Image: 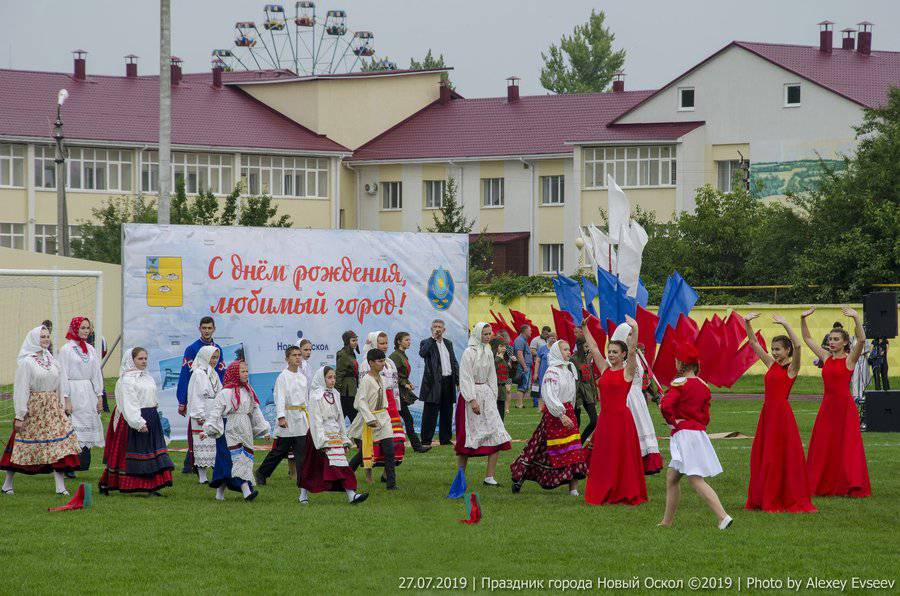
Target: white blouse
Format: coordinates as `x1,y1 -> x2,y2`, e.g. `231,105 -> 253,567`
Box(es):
459,346 -> 498,402
309,387 -> 350,450
541,365 -> 576,418
186,367 -> 222,421
273,368 -> 309,437
359,357 -> 400,398
117,371 -> 159,430
57,341 -> 103,395
13,354 -> 69,420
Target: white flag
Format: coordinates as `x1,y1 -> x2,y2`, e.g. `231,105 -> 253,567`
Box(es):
579,228 -> 597,269
617,221 -> 646,298
588,224 -> 617,273
607,173 -> 631,244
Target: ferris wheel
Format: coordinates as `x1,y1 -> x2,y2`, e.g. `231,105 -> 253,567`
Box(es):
211,2 -> 396,75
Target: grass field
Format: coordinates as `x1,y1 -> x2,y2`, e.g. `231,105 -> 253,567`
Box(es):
1,391 -> 898,595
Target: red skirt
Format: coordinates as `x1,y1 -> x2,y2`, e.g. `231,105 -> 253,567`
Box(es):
373,389 -> 405,466
0,430 -> 80,475
643,453 -> 664,475
746,398 -> 817,512
454,395 -> 511,457
300,439 -> 357,493
99,408 -> 174,494
510,404 -> 587,489
584,408 -> 647,506
807,393 -> 871,498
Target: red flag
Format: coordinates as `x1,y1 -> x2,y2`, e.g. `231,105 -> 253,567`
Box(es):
716,331 -> 767,388
696,314 -> 726,386
551,306 -> 576,349
510,309 -> 539,339
489,310 -> 516,341
635,305 -> 659,368
653,314 -> 699,387
722,311 -> 748,352
582,313 -> 608,358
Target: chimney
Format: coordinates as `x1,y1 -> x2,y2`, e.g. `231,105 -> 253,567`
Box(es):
212,59 -> 224,88
841,28 -> 856,50
856,21 -> 873,55
612,71 -> 625,93
72,49 -> 87,81
125,54 -> 138,78
506,76 -> 520,103
818,21 -> 833,53
170,56 -> 183,85
439,79 -> 451,104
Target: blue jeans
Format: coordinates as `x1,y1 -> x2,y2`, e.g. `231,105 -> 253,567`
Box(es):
517,364 -> 531,393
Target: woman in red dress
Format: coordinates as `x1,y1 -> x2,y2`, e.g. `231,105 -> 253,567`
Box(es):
801,306 -> 871,498
743,313 -> 816,513
581,315 -> 647,506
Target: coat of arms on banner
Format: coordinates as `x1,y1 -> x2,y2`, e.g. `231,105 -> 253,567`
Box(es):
427,267 -> 454,311
146,256 -> 183,307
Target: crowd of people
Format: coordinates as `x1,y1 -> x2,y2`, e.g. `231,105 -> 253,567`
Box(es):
0,308 -> 875,528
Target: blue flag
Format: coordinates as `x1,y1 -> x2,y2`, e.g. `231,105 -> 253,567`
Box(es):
447,467 -> 467,499
636,278 -> 649,308
581,276 -> 599,317
553,275 -> 584,326
597,268 -> 637,328
655,271 -> 698,342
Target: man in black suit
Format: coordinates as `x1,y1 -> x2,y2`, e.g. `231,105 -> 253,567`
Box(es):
419,319 -> 459,446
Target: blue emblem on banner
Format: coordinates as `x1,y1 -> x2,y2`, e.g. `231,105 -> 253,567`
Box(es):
427,267 -> 454,311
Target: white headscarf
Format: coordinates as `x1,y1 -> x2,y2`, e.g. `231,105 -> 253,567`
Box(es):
119,346 -> 142,377
309,366 -> 328,400
547,340 -> 577,377
468,322 -> 492,356
611,322 -> 631,343
363,331 -> 385,354
18,325 -> 51,365
192,345 -> 221,388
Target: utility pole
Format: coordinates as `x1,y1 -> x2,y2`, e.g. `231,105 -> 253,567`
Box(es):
158,0 -> 172,224
53,89 -> 70,256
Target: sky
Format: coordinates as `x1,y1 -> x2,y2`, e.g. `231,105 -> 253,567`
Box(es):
1,0 -> 898,97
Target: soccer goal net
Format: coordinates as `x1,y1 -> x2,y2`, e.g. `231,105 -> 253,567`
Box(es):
0,269 -> 102,385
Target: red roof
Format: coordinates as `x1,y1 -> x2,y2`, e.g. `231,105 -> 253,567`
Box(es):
350,90 -> 704,161
0,69 -> 348,153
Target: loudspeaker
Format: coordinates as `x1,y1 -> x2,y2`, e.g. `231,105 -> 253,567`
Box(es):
862,292 -> 898,339
864,390 -> 900,432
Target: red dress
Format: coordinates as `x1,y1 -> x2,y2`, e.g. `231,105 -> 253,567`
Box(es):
584,368 -> 647,506
806,357 -> 871,497
745,364 -> 817,512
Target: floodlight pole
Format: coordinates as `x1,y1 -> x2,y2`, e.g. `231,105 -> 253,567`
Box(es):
53,99 -> 70,256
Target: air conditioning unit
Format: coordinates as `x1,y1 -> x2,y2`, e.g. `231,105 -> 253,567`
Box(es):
364,183 -> 378,195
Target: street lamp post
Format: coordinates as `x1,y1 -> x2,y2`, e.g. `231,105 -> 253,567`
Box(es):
53,89 -> 70,257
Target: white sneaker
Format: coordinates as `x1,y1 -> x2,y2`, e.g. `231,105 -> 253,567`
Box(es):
298,497 -> 309,505
569,489 -> 579,496
718,515 -> 733,530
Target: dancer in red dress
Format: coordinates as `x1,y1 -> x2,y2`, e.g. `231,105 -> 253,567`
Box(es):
581,315 -> 648,506
743,313 -> 816,513
801,306 -> 871,498
659,342 -> 733,529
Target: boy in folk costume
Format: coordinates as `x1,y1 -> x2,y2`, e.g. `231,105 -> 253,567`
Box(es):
334,331 -> 360,423
255,346 -> 310,492
359,332 -> 406,470
348,349 -> 398,489
186,346 -> 222,484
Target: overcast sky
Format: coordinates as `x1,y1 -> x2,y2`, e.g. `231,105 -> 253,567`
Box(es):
2,0 -> 897,96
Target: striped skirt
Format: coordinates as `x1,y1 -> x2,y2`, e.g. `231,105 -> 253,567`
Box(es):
510,403 -> 587,489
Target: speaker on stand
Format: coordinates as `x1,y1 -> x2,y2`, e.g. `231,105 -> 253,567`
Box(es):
862,291 -> 898,339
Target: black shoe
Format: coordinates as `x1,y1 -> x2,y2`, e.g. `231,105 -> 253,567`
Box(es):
149,491 -> 163,497
255,472 -> 266,486
245,489 -> 259,501
413,445 -> 431,453
65,472 -> 76,479
350,492 -> 369,504
511,480 -> 522,494
439,442 -> 453,446
386,485 -> 400,491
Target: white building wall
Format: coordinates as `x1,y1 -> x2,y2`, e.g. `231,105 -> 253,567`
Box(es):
675,126 -> 709,213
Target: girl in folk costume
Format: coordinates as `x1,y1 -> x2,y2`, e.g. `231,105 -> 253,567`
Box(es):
186,346 -> 223,484
203,361 -> 270,501
611,323 -> 664,475
301,366 -> 369,504
1,326 -> 80,496
570,327 -> 598,442
58,316 -> 105,471
743,313 -> 816,513
455,322 -> 512,487
489,336 -> 510,421
359,332 -> 406,474
659,342 -> 733,529
99,347 -> 174,495
581,315 -> 648,506
801,307 -> 871,498
510,340 -> 587,495
389,332 -> 430,453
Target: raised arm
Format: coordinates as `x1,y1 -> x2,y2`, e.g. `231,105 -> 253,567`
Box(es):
744,313 -> 774,367
843,306 -> 866,368
623,316 -> 639,382
581,320 -> 609,374
800,307 -> 829,362
773,315 -> 802,378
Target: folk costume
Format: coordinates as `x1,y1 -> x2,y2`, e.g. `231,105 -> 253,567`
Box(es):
660,376 -> 722,478
256,362 -> 310,487
359,333 -> 405,467
185,345 -> 222,479
58,317 -> 105,470
570,338 -> 598,442
176,334 -> 225,473
348,364 -> 396,488
389,347 -> 427,452
334,331 -> 360,423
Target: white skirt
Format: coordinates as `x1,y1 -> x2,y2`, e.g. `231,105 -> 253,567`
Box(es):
191,416 -> 217,468
463,384 -> 511,450
69,378 -> 105,448
668,430 -> 722,478
625,385 -> 661,457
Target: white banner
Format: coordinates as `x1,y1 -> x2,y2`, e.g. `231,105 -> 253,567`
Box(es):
122,224 -> 469,440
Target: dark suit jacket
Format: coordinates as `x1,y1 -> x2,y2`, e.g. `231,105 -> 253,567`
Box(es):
419,336 -> 459,404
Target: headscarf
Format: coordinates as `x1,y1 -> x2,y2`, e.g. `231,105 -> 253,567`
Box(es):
341,330 -> 359,354
119,347 -> 146,377
18,325 -> 50,365
66,316 -> 90,355
468,322 -> 492,357
363,331 -> 385,353
192,345 -> 221,388
611,322 -> 631,343
222,360 -> 258,409
547,340 -> 577,377
309,366 -> 328,401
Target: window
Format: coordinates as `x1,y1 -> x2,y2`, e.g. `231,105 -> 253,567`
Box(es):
34,146 -> 57,189
381,181 -> 402,210
33,224 -> 83,254
481,178 -> 504,207
241,155 -> 326,198
541,244 -> 564,274
583,145 -> 677,188
423,180 -> 446,209
0,223 -> 25,249
678,87 -> 695,111
66,147 -> 132,191
540,175 -> 565,205
716,160 -> 748,192
0,144 -> 25,187
143,151 -> 236,195
784,83 -> 801,107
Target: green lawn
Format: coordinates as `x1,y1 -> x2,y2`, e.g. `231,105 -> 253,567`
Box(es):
1,393 -> 898,595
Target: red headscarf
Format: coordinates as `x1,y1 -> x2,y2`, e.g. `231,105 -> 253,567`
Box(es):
222,360 -> 258,409
66,316 -> 90,355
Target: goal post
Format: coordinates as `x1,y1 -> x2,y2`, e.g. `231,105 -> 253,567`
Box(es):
0,269 -> 102,385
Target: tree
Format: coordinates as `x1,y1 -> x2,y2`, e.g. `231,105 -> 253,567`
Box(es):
422,178 -> 473,233
71,195 -> 157,264
409,49 -> 446,70
540,9 -> 625,94
360,57 -> 397,72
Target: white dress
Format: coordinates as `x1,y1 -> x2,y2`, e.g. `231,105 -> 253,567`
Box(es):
186,367 -> 222,468
625,360 -> 661,458
309,387 -> 351,466
203,388 -> 270,483
273,368 -> 310,438
57,341 -> 105,448
458,346 -> 511,450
